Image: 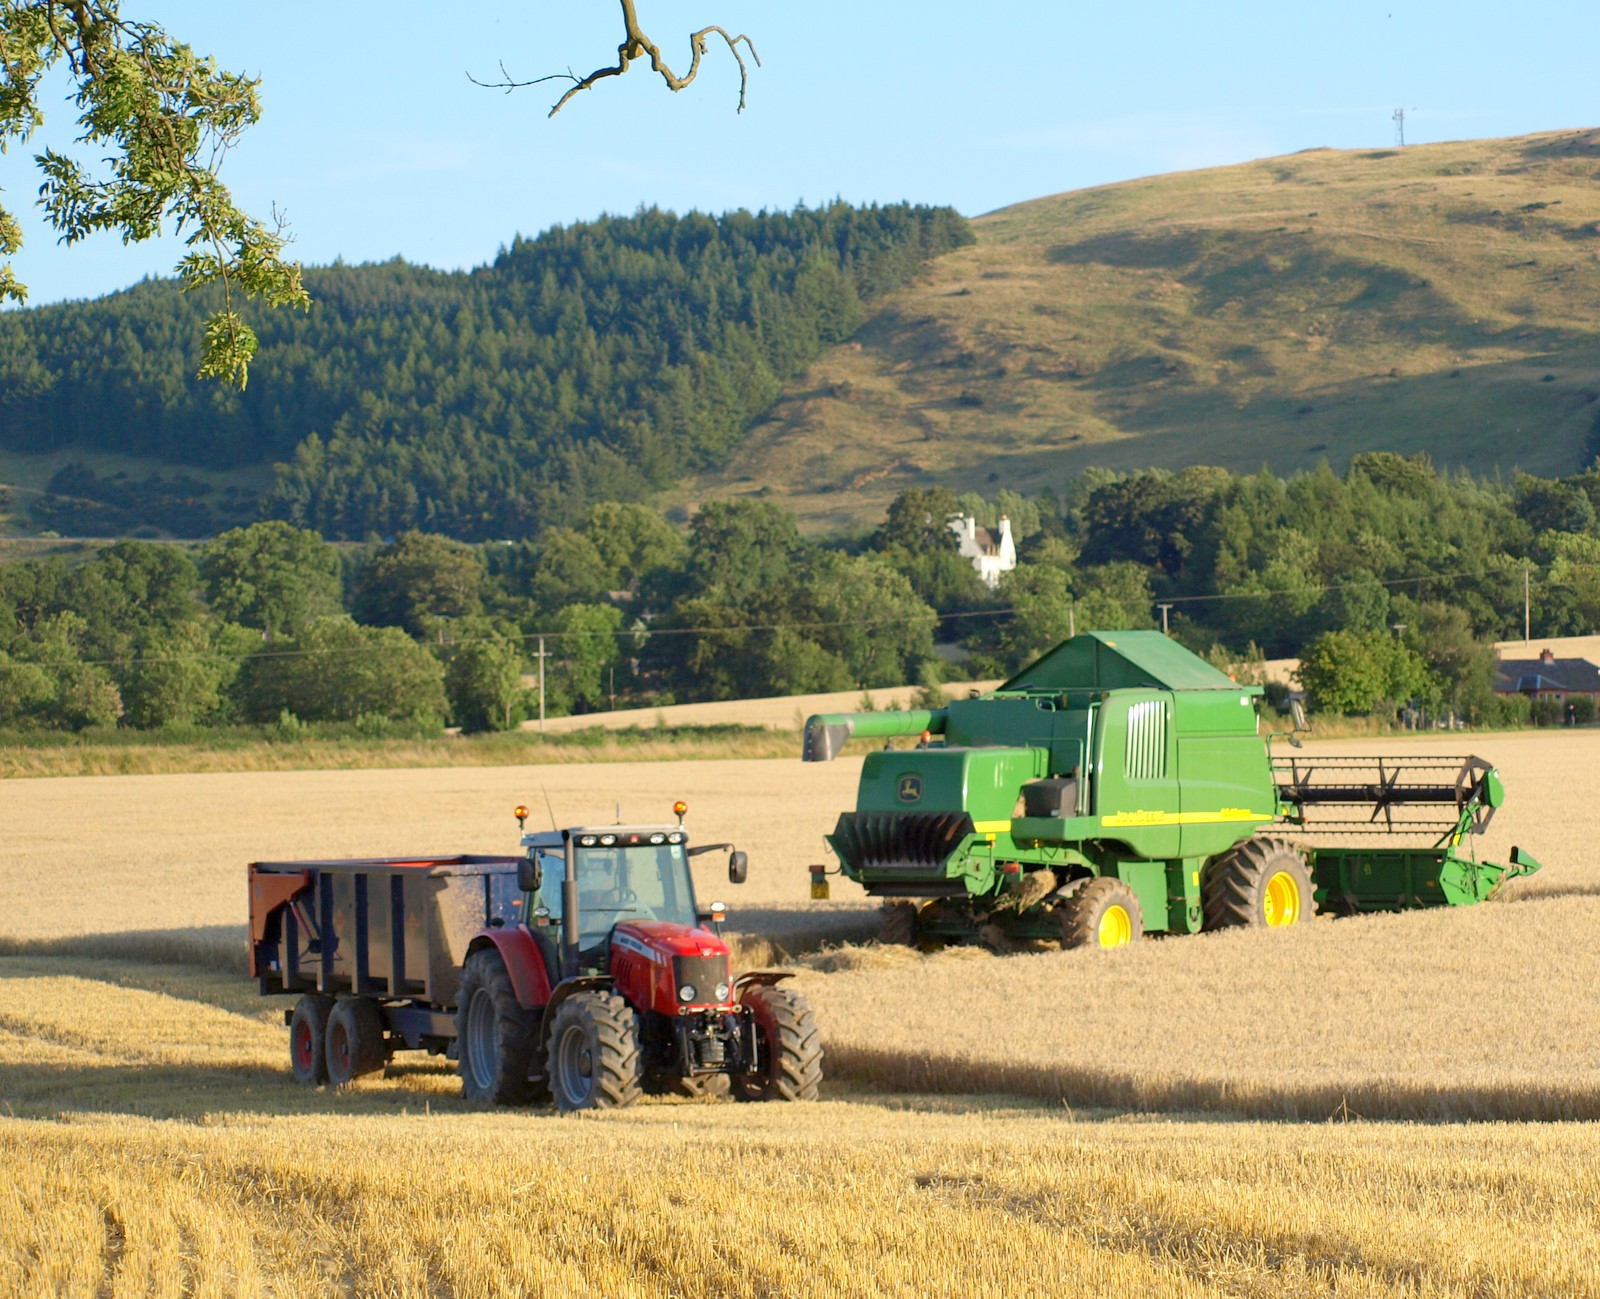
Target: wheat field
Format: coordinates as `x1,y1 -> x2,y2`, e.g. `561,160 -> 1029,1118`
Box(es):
3,731 -> 1600,1293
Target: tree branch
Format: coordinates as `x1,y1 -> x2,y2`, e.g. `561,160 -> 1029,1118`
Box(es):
470,0 -> 760,117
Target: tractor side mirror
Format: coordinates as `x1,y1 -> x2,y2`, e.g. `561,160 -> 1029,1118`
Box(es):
1290,698 -> 1307,731
517,856 -> 542,893
728,850 -> 749,885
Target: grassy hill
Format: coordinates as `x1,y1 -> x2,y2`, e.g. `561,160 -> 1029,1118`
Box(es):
692,129 -> 1600,532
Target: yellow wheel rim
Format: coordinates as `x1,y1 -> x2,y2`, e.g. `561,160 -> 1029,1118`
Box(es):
1263,871 -> 1302,927
1097,904 -> 1133,949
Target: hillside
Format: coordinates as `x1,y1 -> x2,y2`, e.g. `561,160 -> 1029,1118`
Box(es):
695,129 -> 1600,532
0,203 -> 970,540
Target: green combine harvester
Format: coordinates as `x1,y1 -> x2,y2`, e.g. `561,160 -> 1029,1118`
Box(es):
802,631 -> 1540,950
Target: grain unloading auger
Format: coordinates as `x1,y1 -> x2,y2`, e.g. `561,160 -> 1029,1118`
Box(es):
802,631 -> 1541,951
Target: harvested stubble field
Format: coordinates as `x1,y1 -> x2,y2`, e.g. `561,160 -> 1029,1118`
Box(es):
3,731 -> 1599,1294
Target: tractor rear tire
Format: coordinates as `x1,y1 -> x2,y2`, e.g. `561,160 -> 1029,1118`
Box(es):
288,994 -> 334,1085
546,992 -> 643,1113
879,901 -> 917,947
457,948 -> 540,1105
1058,877 -> 1144,950
733,985 -> 823,1103
1203,837 -> 1314,930
325,997 -> 388,1087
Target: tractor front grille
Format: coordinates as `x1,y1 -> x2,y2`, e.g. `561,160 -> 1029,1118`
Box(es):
828,811 -> 974,884
672,954 -> 731,1006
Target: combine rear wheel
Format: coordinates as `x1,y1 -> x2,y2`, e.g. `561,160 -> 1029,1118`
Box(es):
458,948 -> 540,1105
325,997 -> 388,1086
546,992 -> 643,1112
1058,877 -> 1143,950
1203,837 -> 1313,930
733,985 -> 823,1102
288,994 -> 334,1084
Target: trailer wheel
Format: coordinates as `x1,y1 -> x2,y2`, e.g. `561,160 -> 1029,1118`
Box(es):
732,985 -> 822,1103
546,992 -> 643,1113
288,994 -> 334,1085
879,901 -> 917,947
325,998 -> 387,1087
1058,877 -> 1144,950
1203,837 -> 1313,930
457,949 -> 540,1105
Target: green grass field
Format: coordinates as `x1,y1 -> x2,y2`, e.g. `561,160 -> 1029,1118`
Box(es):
689,128 -> 1600,533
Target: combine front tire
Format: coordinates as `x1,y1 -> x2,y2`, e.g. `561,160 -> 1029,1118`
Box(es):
1058,877 -> 1144,950
288,994 -> 334,1084
458,948 -> 540,1105
733,985 -> 823,1103
879,901 -> 917,947
1203,837 -> 1313,930
546,992 -> 643,1113
325,997 -> 388,1086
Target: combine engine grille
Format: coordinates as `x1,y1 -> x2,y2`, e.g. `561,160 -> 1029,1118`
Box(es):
829,811 -> 975,894
1274,755 -> 1497,838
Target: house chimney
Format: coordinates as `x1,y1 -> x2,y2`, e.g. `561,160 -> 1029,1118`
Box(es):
1540,648 -> 1555,663
998,516 -> 1012,542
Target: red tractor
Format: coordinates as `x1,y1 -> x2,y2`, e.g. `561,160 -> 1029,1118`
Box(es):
249,802 -> 822,1111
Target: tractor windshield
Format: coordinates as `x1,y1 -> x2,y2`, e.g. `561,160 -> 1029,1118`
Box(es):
538,841 -> 698,946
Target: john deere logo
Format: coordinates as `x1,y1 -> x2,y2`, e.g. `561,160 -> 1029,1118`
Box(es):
897,774 -> 923,803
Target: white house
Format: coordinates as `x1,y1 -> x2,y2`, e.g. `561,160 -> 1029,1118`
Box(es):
947,514 -> 1017,589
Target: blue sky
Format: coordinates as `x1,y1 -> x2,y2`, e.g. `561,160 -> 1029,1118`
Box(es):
5,1 -> 1594,304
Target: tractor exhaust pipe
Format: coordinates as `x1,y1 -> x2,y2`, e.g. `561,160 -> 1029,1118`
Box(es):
562,831 -> 580,979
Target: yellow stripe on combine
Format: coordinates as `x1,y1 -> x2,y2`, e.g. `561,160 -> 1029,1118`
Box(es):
972,820 -> 1012,834
1100,808 -> 1271,828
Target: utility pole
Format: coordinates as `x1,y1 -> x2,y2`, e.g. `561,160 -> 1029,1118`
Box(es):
537,636 -> 547,732
1157,603 -> 1173,635
1524,565 -> 1531,645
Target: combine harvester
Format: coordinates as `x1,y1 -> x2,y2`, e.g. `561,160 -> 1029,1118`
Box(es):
803,631 -> 1540,950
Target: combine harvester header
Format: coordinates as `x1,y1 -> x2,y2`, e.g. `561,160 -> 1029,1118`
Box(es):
802,631 -> 1540,950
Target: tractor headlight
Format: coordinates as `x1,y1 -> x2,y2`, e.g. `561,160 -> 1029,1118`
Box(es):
677,984 -> 697,1003
713,982 -> 731,1002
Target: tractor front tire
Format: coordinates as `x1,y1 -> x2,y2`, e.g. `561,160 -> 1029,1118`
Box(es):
1058,877 -> 1144,950
546,992 -> 643,1113
288,994 -> 334,1085
1203,837 -> 1314,930
325,997 -> 388,1087
458,948 -> 540,1105
879,901 -> 917,947
733,985 -> 823,1103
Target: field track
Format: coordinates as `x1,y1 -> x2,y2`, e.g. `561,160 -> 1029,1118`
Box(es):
3,732 -> 1599,1293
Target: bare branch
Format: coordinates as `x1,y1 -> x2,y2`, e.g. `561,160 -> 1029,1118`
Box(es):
470,0 -> 760,117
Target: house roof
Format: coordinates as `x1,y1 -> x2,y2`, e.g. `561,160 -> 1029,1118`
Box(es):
1493,657 -> 1600,694
1000,631 -> 1251,693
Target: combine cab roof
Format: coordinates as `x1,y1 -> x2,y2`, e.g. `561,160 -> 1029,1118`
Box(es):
998,631 -> 1249,693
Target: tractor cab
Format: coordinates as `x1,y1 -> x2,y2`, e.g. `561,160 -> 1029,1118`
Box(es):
513,804 -> 749,989
519,825 -> 701,971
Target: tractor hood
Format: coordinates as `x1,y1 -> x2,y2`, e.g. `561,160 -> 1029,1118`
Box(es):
608,920 -> 733,1014
611,919 -> 730,963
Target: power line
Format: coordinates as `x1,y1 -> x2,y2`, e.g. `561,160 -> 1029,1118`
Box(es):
9,557 -> 1549,672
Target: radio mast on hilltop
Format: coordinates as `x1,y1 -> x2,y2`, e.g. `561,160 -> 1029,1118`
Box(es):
1393,108 -> 1406,147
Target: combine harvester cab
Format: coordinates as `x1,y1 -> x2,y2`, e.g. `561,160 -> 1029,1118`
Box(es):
249,804 -> 822,1111
803,631 -> 1539,951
